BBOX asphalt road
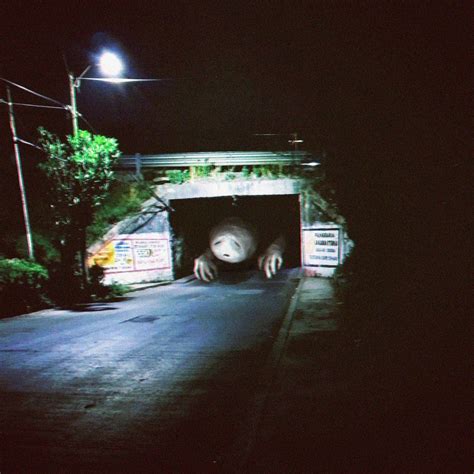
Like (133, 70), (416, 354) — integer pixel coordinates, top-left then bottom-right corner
(0, 269), (300, 472)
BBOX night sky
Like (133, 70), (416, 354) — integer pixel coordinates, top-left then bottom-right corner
(0, 2), (467, 154)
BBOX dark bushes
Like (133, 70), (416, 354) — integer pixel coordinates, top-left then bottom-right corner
(0, 258), (49, 316)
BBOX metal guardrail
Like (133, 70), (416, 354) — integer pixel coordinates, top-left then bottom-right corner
(115, 151), (314, 173)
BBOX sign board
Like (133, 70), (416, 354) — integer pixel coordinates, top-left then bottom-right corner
(90, 233), (171, 274)
(302, 228), (340, 267)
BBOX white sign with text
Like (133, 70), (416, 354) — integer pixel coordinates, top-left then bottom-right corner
(302, 228), (340, 267)
(90, 233), (171, 274)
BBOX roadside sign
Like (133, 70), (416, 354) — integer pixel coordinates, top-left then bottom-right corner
(302, 228), (340, 267)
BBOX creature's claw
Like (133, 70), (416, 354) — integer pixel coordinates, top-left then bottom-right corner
(258, 251), (283, 279)
(194, 254), (218, 282)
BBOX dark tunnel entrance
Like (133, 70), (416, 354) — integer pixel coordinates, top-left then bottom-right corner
(169, 195), (301, 279)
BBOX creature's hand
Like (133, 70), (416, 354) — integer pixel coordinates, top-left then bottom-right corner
(258, 247), (283, 279)
(194, 252), (218, 282)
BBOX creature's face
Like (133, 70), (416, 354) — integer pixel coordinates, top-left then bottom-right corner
(209, 218), (257, 263)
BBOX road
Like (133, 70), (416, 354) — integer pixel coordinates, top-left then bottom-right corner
(0, 269), (300, 472)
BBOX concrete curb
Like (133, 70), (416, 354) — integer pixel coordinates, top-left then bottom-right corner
(125, 274), (197, 293)
(125, 280), (173, 293)
(223, 275), (305, 471)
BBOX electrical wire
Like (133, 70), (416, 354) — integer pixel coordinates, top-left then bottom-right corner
(15, 137), (43, 151)
(78, 114), (97, 134)
(0, 99), (65, 110)
(0, 77), (67, 108)
(80, 77), (166, 83)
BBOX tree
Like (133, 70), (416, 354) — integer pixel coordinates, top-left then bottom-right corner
(38, 128), (120, 293)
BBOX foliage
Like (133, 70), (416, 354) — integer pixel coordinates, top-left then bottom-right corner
(38, 127), (120, 290)
(88, 263), (106, 290)
(0, 258), (49, 316)
(87, 180), (154, 245)
(165, 169), (190, 184)
(15, 232), (60, 265)
(210, 165), (222, 178)
(100, 283), (131, 300)
(190, 165), (212, 179)
(38, 128), (121, 229)
(85, 264), (129, 299)
(160, 164), (299, 184)
(299, 167), (343, 223)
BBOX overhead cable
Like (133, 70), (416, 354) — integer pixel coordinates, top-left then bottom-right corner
(80, 77), (166, 83)
(15, 137), (43, 151)
(0, 99), (65, 110)
(0, 77), (66, 107)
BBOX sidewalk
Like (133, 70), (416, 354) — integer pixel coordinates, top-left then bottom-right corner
(245, 276), (356, 472)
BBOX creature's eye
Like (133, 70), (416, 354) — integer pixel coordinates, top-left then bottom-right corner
(233, 240), (241, 249)
(214, 240), (222, 246)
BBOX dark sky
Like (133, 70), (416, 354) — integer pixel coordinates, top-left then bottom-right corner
(1, 1), (468, 155)
(0, 1), (469, 253)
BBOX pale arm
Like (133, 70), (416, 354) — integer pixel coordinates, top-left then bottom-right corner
(258, 235), (286, 279)
(193, 248), (218, 282)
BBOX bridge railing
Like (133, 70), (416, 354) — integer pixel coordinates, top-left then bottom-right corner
(114, 151), (315, 176)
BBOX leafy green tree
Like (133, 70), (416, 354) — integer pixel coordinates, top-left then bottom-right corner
(38, 128), (120, 293)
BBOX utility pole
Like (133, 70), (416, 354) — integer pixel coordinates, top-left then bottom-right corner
(289, 132), (303, 151)
(68, 73), (79, 135)
(68, 65), (90, 136)
(6, 86), (34, 259)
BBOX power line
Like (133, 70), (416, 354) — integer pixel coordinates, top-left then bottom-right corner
(0, 77), (66, 107)
(15, 137), (43, 151)
(0, 99), (65, 110)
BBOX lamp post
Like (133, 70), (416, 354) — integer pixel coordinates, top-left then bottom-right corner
(68, 51), (124, 135)
(2, 52), (160, 262)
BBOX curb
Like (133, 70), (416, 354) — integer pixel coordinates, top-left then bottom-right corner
(125, 274), (196, 293)
(223, 276), (305, 471)
(125, 280), (173, 293)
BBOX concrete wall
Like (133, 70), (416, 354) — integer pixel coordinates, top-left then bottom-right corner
(88, 177), (351, 284)
(88, 202), (174, 285)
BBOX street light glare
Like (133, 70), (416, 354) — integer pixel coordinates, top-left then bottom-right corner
(99, 52), (124, 77)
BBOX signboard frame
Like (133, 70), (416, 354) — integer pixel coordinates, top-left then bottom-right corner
(90, 234), (172, 274)
(302, 227), (341, 268)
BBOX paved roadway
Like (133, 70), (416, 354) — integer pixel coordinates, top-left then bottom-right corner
(0, 269), (300, 472)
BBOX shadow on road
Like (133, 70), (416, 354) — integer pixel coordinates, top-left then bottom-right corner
(63, 299), (129, 312)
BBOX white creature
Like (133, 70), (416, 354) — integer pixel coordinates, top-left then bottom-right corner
(193, 217), (286, 281)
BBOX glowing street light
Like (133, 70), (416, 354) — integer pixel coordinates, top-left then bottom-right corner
(99, 51), (124, 77)
(1, 51), (161, 259)
(68, 51), (125, 135)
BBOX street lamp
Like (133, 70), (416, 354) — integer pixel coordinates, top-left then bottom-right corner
(99, 52), (124, 77)
(2, 52), (162, 260)
(68, 51), (124, 135)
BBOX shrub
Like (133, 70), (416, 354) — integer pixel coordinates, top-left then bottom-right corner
(0, 258), (49, 316)
(87, 181), (154, 245)
(165, 169), (190, 184)
(15, 232), (60, 265)
(190, 165), (212, 179)
(88, 264), (129, 300)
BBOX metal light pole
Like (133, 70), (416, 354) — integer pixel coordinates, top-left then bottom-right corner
(6, 86), (34, 259)
(68, 65), (90, 136)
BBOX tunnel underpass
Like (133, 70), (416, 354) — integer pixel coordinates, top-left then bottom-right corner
(169, 194), (302, 278)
